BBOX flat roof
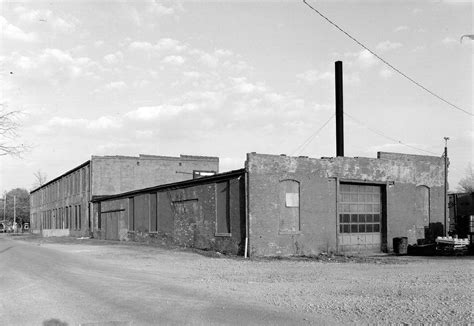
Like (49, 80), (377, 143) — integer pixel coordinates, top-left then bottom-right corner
(91, 168), (246, 203)
(30, 160), (90, 194)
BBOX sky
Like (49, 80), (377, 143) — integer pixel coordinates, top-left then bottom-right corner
(0, 0), (472, 194)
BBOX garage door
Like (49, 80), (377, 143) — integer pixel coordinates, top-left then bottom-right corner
(338, 184), (382, 254)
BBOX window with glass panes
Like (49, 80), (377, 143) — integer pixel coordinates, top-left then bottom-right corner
(339, 184), (381, 234)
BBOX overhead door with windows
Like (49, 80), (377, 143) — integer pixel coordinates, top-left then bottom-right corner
(338, 183), (382, 253)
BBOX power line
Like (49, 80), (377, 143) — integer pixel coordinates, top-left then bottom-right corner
(303, 0), (473, 117)
(343, 112), (440, 156)
(291, 114), (335, 156)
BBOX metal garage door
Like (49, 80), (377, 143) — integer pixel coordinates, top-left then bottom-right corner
(338, 184), (382, 254)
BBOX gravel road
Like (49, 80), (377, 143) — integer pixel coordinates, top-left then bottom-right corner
(2, 234), (472, 325)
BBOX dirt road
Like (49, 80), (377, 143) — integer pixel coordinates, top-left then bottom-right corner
(1, 234), (472, 325)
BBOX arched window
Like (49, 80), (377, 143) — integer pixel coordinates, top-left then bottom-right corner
(415, 185), (430, 224)
(279, 180), (300, 232)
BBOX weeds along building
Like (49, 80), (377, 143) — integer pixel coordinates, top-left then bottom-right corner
(29, 154), (219, 237)
(90, 151), (446, 256)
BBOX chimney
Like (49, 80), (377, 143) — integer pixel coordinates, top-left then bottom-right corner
(335, 61), (344, 157)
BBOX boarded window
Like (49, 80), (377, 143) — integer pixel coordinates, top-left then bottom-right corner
(149, 193), (157, 232)
(128, 198), (134, 230)
(74, 206), (77, 230)
(98, 203), (102, 229)
(279, 180), (300, 232)
(416, 185), (430, 224)
(216, 181), (230, 234)
(157, 192), (173, 234)
(133, 194), (149, 232)
(78, 205), (81, 230)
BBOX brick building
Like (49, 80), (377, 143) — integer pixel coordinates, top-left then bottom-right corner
(29, 154), (219, 237)
(90, 151), (446, 256)
(246, 152), (445, 256)
(91, 169), (245, 254)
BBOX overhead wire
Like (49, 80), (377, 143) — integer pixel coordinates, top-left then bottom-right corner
(343, 112), (440, 156)
(302, 0), (473, 117)
(291, 113), (335, 156)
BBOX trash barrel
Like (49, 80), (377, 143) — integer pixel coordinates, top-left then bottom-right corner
(393, 237), (408, 255)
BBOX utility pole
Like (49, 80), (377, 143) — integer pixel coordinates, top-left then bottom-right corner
(3, 193), (5, 221)
(444, 137), (449, 236)
(13, 195), (16, 225)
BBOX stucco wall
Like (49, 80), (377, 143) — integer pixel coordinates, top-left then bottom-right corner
(247, 152), (445, 257)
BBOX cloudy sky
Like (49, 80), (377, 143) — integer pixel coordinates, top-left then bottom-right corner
(0, 0), (472, 193)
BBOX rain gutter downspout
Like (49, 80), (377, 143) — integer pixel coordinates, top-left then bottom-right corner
(244, 162), (249, 258)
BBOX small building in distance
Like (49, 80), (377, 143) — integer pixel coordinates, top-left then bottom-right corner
(448, 192), (474, 238)
(29, 154), (219, 237)
(90, 151), (446, 256)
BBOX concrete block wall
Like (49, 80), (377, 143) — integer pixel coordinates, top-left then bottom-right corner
(247, 152), (445, 257)
(91, 154), (219, 196)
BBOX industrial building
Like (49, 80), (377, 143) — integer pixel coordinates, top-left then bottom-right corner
(30, 62), (448, 256)
(29, 154), (219, 237)
(90, 151), (446, 256)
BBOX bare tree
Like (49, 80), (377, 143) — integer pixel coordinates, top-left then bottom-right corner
(458, 163), (474, 193)
(32, 170), (48, 189)
(0, 106), (28, 156)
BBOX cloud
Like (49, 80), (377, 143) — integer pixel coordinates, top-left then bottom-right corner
(355, 49), (378, 68)
(231, 77), (267, 94)
(36, 115), (122, 134)
(376, 40), (403, 51)
(129, 38), (186, 52)
(198, 52), (219, 68)
(412, 45), (426, 52)
(296, 70), (334, 84)
(16, 7), (78, 32)
(161, 55), (185, 65)
(148, 2), (175, 15)
(0, 16), (37, 42)
(129, 41), (154, 51)
(183, 71), (201, 79)
(379, 68), (393, 79)
(135, 130), (154, 139)
(394, 25), (408, 32)
(342, 49), (378, 69)
(4, 48), (99, 84)
(104, 81), (126, 90)
(125, 104), (197, 120)
(441, 37), (457, 45)
(104, 51), (124, 65)
(132, 79), (150, 88)
(88, 116), (122, 129)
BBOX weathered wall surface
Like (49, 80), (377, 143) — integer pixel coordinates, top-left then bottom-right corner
(91, 155), (219, 196)
(93, 172), (245, 255)
(30, 162), (91, 237)
(42, 229), (70, 237)
(247, 152), (445, 257)
(30, 154), (218, 238)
